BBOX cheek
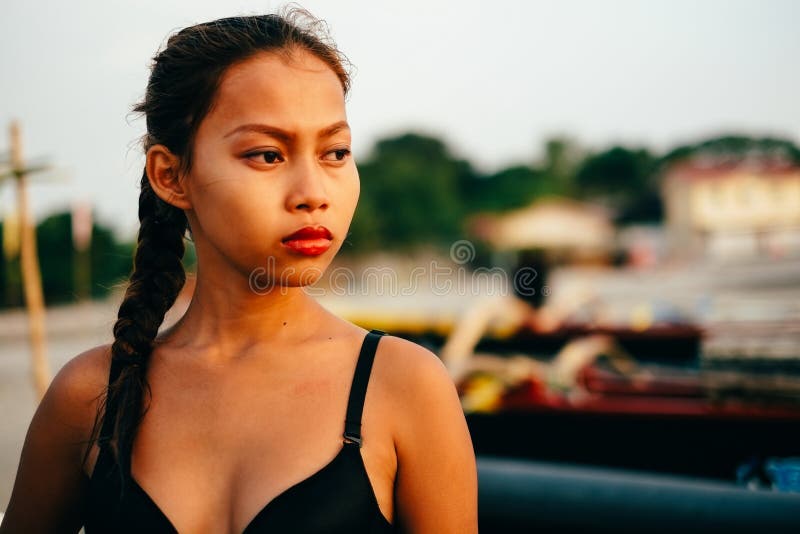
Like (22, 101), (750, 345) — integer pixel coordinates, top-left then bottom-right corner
(337, 168), (360, 221)
(189, 148), (277, 222)
(188, 163), (285, 251)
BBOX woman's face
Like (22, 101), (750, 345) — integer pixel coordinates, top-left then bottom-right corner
(183, 48), (358, 288)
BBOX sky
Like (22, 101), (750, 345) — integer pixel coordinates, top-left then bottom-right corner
(1, 0), (798, 239)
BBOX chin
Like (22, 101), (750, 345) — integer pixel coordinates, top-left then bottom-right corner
(282, 256), (334, 287)
(288, 270), (325, 287)
(246, 253), (333, 295)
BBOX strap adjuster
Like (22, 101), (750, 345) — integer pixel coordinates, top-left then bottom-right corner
(343, 431), (362, 447)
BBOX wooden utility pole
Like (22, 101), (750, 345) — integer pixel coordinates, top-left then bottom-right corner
(8, 120), (51, 398)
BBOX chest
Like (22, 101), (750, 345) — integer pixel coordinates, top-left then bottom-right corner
(86, 359), (396, 532)
(129, 370), (350, 521)
(84, 443), (394, 533)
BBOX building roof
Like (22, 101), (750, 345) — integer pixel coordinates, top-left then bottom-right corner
(663, 158), (800, 183)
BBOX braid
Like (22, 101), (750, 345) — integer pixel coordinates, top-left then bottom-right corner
(103, 170), (188, 492)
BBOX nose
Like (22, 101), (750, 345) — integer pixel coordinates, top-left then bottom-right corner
(285, 160), (330, 213)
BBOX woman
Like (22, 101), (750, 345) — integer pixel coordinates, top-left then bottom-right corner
(1, 10), (477, 533)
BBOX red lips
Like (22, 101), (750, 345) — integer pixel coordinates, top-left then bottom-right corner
(281, 225), (333, 256)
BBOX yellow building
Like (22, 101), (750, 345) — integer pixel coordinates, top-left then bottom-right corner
(661, 159), (800, 259)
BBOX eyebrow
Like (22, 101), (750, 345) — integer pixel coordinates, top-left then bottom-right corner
(223, 120), (350, 141)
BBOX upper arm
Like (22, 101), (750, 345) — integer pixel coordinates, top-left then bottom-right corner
(385, 336), (478, 533)
(0, 344), (110, 534)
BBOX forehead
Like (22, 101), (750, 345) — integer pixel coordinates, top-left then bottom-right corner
(202, 49), (347, 135)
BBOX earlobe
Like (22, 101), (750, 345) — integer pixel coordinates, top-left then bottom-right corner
(145, 144), (192, 210)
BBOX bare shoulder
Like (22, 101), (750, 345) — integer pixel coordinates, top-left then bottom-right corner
(374, 334), (478, 532)
(372, 333), (467, 437)
(49, 343), (112, 420)
(42, 344), (112, 461)
(373, 334), (455, 398)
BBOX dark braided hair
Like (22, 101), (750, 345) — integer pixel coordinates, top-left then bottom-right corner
(89, 8), (351, 495)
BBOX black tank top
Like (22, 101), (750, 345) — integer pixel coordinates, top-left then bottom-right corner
(83, 329), (395, 533)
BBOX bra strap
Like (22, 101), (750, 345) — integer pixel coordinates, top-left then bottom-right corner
(343, 329), (386, 448)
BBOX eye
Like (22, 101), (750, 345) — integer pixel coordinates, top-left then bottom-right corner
(322, 148), (351, 162)
(245, 150), (284, 164)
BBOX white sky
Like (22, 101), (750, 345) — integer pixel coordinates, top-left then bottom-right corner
(1, 0), (798, 239)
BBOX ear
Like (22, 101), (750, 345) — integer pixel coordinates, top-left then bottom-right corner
(145, 144), (192, 210)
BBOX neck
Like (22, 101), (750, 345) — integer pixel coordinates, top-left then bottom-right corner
(159, 260), (328, 364)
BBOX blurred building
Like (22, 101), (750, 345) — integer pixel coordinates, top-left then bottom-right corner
(468, 197), (614, 310)
(469, 196), (615, 262)
(661, 158), (800, 259)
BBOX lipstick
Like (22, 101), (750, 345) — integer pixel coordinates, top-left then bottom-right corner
(281, 225), (333, 256)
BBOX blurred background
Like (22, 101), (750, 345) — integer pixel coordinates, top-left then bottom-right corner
(2, 0), (800, 528)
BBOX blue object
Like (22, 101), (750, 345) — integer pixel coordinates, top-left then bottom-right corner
(766, 457), (800, 493)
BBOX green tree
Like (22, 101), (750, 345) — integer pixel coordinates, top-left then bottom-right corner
(660, 135), (800, 167)
(575, 146), (661, 223)
(0, 211), (136, 307)
(35, 211), (135, 304)
(461, 165), (555, 213)
(348, 133), (474, 253)
(541, 137), (581, 195)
